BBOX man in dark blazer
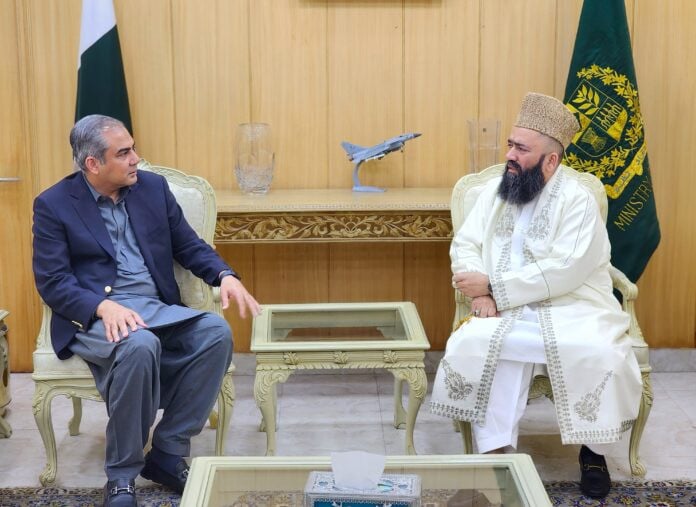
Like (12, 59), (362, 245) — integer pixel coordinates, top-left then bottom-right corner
(33, 115), (260, 507)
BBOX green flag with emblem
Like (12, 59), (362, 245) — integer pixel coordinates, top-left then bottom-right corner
(75, 0), (132, 133)
(563, 0), (659, 282)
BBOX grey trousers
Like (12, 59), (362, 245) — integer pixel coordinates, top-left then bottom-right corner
(69, 313), (233, 480)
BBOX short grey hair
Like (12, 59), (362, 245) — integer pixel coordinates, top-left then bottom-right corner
(70, 115), (127, 172)
(542, 135), (565, 157)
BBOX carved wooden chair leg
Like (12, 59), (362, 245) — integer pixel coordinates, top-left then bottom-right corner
(213, 372), (235, 456)
(208, 408), (219, 429)
(393, 377), (407, 429)
(33, 382), (58, 486)
(68, 397), (83, 436)
(456, 420), (474, 453)
(258, 381), (281, 433)
(529, 375), (554, 403)
(629, 371), (653, 477)
(0, 409), (11, 438)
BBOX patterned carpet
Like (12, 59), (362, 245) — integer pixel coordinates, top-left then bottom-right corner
(0, 481), (694, 506)
(0, 485), (178, 507)
(545, 481), (696, 506)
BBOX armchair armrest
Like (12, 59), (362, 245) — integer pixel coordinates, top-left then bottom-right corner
(36, 303), (53, 350)
(609, 264), (638, 301)
(452, 290), (472, 332)
(211, 286), (223, 316)
(608, 264), (648, 351)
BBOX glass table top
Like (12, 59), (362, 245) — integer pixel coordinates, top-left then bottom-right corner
(182, 455), (551, 507)
(251, 302), (429, 352)
(270, 308), (407, 343)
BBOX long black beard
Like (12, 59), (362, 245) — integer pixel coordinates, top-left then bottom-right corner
(497, 155), (546, 205)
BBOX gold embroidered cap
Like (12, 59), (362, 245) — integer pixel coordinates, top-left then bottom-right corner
(514, 92), (580, 148)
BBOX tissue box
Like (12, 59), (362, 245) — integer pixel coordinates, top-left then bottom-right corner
(304, 471), (421, 507)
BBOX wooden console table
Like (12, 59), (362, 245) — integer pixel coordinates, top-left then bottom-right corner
(214, 188), (452, 243)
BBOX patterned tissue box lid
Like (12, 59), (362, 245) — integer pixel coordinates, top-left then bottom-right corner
(304, 471), (421, 507)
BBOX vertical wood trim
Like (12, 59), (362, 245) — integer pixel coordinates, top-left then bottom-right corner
(6, 0), (41, 371)
(631, 0), (696, 348)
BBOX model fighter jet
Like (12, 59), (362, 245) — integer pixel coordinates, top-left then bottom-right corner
(341, 132), (421, 192)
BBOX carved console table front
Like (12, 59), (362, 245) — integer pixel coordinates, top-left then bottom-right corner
(214, 188), (452, 243)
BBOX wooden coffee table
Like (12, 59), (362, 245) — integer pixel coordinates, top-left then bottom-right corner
(251, 302), (430, 456)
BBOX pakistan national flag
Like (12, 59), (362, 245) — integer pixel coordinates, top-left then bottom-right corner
(75, 0), (132, 133)
(563, 0), (659, 282)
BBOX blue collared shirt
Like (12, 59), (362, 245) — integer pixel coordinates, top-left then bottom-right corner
(73, 174), (203, 354)
(82, 173), (158, 297)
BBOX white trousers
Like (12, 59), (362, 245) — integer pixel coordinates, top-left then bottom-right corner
(473, 359), (534, 453)
(473, 309), (616, 455)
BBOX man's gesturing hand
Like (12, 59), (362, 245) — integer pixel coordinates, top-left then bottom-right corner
(95, 299), (147, 343)
(220, 275), (261, 318)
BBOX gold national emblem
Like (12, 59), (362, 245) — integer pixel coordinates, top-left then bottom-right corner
(564, 65), (647, 199)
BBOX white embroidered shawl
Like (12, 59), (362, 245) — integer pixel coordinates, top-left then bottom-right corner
(431, 168), (642, 444)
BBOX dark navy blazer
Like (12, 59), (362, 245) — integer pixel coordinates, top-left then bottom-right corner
(32, 170), (233, 359)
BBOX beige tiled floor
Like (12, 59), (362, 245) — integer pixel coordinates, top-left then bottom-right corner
(0, 355), (695, 488)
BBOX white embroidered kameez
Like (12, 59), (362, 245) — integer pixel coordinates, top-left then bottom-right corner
(431, 166), (642, 446)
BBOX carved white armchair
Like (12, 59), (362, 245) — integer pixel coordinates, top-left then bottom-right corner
(449, 163), (652, 477)
(32, 160), (235, 486)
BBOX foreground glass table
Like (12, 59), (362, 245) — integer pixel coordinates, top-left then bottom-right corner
(181, 455), (551, 507)
(251, 302), (430, 455)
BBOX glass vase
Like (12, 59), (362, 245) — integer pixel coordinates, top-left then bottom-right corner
(234, 123), (274, 195)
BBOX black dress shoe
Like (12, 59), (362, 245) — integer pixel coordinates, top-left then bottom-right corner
(140, 452), (189, 495)
(579, 445), (611, 498)
(103, 478), (137, 507)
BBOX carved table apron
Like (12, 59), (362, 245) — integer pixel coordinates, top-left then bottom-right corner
(215, 188), (452, 243)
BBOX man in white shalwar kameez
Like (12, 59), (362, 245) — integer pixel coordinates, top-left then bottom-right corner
(430, 93), (642, 499)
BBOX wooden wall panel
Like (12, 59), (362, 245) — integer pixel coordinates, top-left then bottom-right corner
(478, 0), (557, 153)
(327, 2), (403, 189)
(404, 0), (478, 186)
(1, 0), (39, 372)
(404, 243), (453, 351)
(24, 0), (81, 191)
(632, 0), (696, 348)
(117, 0), (177, 168)
(172, 0), (250, 188)
(329, 244), (404, 302)
(249, 0), (328, 189)
(553, 0), (582, 98)
(0, 0), (24, 191)
(253, 244), (330, 303)
(216, 244), (255, 352)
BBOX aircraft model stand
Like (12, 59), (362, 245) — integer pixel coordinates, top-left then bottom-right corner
(352, 161), (385, 192)
(341, 133), (421, 193)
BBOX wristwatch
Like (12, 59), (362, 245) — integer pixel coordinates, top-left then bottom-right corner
(218, 269), (235, 282)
